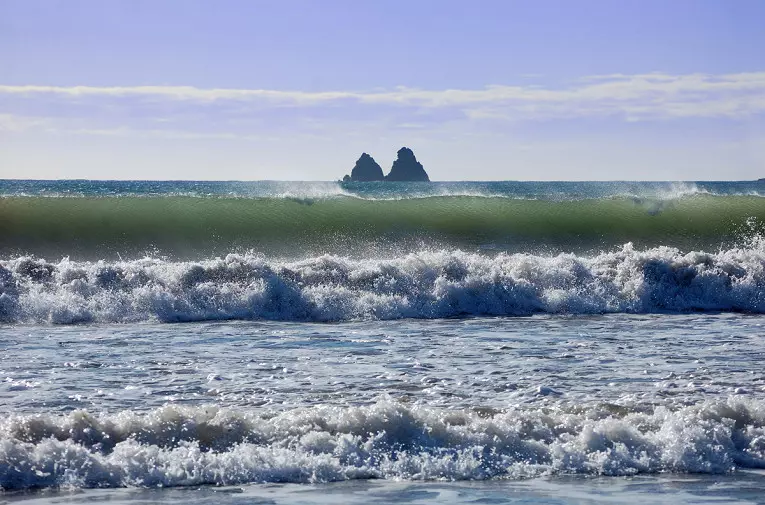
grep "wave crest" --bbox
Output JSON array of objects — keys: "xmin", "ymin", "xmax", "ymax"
[{"xmin": 2, "ymin": 194, "xmax": 765, "ymax": 259}]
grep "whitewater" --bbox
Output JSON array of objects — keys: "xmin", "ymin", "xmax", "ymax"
[{"xmin": 2, "ymin": 180, "xmax": 765, "ymax": 504}]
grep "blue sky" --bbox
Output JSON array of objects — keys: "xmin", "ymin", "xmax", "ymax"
[{"xmin": 1, "ymin": 0, "xmax": 764, "ymax": 180}]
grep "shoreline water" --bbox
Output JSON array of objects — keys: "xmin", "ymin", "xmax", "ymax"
[{"xmin": 4, "ymin": 473, "xmax": 765, "ymax": 505}]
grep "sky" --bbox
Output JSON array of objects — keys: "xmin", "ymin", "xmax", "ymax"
[{"xmin": 1, "ymin": 0, "xmax": 764, "ymax": 181}]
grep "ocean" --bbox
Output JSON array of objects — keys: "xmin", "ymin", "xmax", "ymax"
[{"xmin": 1, "ymin": 180, "xmax": 765, "ymax": 504}]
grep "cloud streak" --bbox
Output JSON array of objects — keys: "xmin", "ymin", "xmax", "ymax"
[
  {"xmin": 1, "ymin": 72, "xmax": 764, "ymax": 122},
  {"xmin": 0, "ymin": 113, "xmax": 51, "ymax": 132}
]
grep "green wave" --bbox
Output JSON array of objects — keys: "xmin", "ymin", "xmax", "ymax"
[{"xmin": 1, "ymin": 195, "xmax": 764, "ymax": 259}]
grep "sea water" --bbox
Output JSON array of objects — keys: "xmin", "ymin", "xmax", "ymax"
[{"xmin": 1, "ymin": 181, "xmax": 765, "ymax": 504}]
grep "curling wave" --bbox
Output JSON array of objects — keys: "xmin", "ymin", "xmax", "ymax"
[
  {"xmin": 1, "ymin": 194, "xmax": 765, "ymax": 258},
  {"xmin": 2, "ymin": 242, "xmax": 765, "ymax": 324}
]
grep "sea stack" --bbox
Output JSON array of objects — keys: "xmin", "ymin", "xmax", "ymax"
[
  {"xmin": 385, "ymin": 147, "xmax": 430, "ymax": 182},
  {"xmin": 343, "ymin": 153, "xmax": 385, "ymax": 182}
]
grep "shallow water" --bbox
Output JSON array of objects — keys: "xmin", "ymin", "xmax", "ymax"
[
  {"xmin": 4, "ymin": 474, "xmax": 765, "ymax": 504},
  {"xmin": 2, "ymin": 315, "xmax": 765, "ymax": 503},
  {"xmin": 3, "ymin": 315, "xmax": 765, "ymax": 413}
]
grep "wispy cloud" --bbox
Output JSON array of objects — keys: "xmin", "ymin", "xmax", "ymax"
[
  {"xmin": 1, "ymin": 72, "xmax": 765, "ymax": 121},
  {"xmin": 0, "ymin": 115, "xmax": 282, "ymax": 141},
  {"xmin": 0, "ymin": 85, "xmax": 352, "ymax": 104},
  {"xmin": 0, "ymin": 113, "xmax": 51, "ymax": 131}
]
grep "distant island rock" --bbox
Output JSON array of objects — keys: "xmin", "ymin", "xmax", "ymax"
[
  {"xmin": 386, "ymin": 147, "xmax": 430, "ymax": 182},
  {"xmin": 343, "ymin": 153, "xmax": 385, "ymax": 182},
  {"xmin": 342, "ymin": 147, "xmax": 430, "ymax": 182}
]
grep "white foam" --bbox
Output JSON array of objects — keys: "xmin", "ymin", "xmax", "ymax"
[
  {"xmin": 1, "ymin": 397, "xmax": 763, "ymax": 489},
  {"xmin": 2, "ymin": 242, "xmax": 765, "ymax": 324}
]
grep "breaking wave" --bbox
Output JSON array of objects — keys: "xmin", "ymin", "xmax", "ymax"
[
  {"xmin": 1, "ymin": 397, "xmax": 764, "ymax": 489},
  {"xmin": 2, "ymin": 242, "xmax": 765, "ymax": 324}
]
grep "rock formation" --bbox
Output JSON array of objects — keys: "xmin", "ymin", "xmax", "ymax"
[
  {"xmin": 344, "ymin": 153, "xmax": 385, "ymax": 182},
  {"xmin": 341, "ymin": 148, "xmax": 431, "ymax": 182},
  {"xmin": 385, "ymin": 147, "xmax": 430, "ymax": 182}
]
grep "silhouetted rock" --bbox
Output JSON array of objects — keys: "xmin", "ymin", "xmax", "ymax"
[
  {"xmin": 385, "ymin": 147, "xmax": 430, "ymax": 182},
  {"xmin": 348, "ymin": 153, "xmax": 385, "ymax": 181}
]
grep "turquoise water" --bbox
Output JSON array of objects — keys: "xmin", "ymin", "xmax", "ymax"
[
  {"xmin": 3, "ymin": 181, "xmax": 765, "ymax": 260},
  {"xmin": 1, "ymin": 181, "xmax": 765, "ymax": 503}
]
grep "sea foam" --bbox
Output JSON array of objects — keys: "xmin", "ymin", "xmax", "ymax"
[
  {"xmin": 1, "ymin": 397, "xmax": 764, "ymax": 489},
  {"xmin": 1, "ymin": 242, "xmax": 765, "ymax": 324}
]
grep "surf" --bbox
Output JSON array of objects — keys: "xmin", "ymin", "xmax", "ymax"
[
  {"xmin": 1, "ymin": 194, "xmax": 765, "ymax": 259},
  {"xmin": 1, "ymin": 396, "xmax": 764, "ymax": 489},
  {"xmin": 2, "ymin": 241, "xmax": 765, "ymax": 324}
]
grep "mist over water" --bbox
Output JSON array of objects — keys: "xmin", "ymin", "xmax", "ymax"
[{"xmin": 2, "ymin": 179, "xmax": 761, "ymax": 200}]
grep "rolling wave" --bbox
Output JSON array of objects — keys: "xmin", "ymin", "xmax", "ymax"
[{"xmin": 1, "ymin": 194, "xmax": 764, "ymax": 259}]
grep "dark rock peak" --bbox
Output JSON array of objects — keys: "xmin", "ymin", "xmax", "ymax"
[
  {"xmin": 386, "ymin": 147, "xmax": 430, "ymax": 182},
  {"xmin": 347, "ymin": 153, "xmax": 385, "ymax": 182}
]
